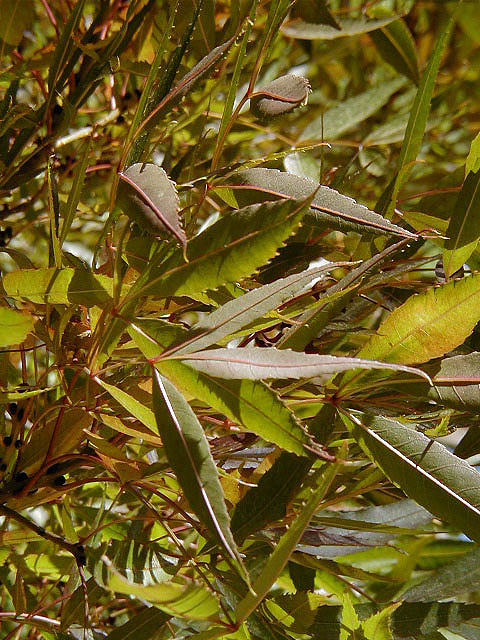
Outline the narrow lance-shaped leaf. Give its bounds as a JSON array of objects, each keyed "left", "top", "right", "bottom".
[
  {"left": 301, "top": 78, "right": 405, "bottom": 142},
  {"left": 133, "top": 196, "right": 311, "bottom": 300},
  {"left": 152, "top": 369, "right": 246, "bottom": 575},
  {"left": 342, "top": 412, "right": 480, "bottom": 545},
  {"left": 128, "top": 322, "right": 312, "bottom": 457},
  {"left": 369, "top": 18, "right": 419, "bottom": 84},
  {"left": 117, "top": 163, "right": 185, "bottom": 246},
  {"left": 171, "top": 347, "right": 431, "bottom": 382},
  {"left": 281, "top": 14, "right": 400, "bottom": 40},
  {"left": 377, "top": 14, "right": 455, "bottom": 217},
  {"left": 443, "top": 170, "right": 480, "bottom": 278},
  {"left": 429, "top": 351, "right": 480, "bottom": 411},
  {"left": 94, "top": 377, "right": 158, "bottom": 433},
  {"left": 168, "top": 262, "right": 352, "bottom": 355},
  {"left": 216, "top": 168, "right": 416, "bottom": 237},
  {"left": 354, "top": 273, "right": 480, "bottom": 368}
]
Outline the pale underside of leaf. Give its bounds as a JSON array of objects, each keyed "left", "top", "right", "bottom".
[
  {"left": 218, "top": 168, "right": 416, "bottom": 237},
  {"left": 281, "top": 15, "right": 400, "bottom": 40}
]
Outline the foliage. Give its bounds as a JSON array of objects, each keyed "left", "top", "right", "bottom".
[{"left": 1, "top": 1, "right": 480, "bottom": 638}]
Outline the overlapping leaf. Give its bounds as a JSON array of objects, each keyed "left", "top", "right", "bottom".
[
  {"left": 342, "top": 412, "right": 480, "bottom": 544},
  {"left": 216, "top": 168, "right": 415, "bottom": 237}
]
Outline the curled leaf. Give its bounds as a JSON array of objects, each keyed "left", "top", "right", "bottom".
[
  {"left": 117, "top": 163, "right": 185, "bottom": 246},
  {"left": 250, "top": 75, "right": 310, "bottom": 119}
]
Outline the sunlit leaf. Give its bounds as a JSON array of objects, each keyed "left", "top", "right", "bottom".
[
  {"left": 117, "top": 163, "right": 184, "bottom": 246},
  {"left": 217, "top": 168, "right": 415, "bottom": 237},
  {"left": 0, "top": 0, "right": 34, "bottom": 46},
  {"left": 0, "top": 308, "right": 34, "bottom": 346},
  {"left": 342, "top": 412, "right": 480, "bottom": 544},
  {"left": 443, "top": 171, "right": 480, "bottom": 278}
]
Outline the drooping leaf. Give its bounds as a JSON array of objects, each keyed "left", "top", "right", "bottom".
[
  {"left": 443, "top": 170, "right": 480, "bottom": 278},
  {"left": 231, "top": 452, "right": 311, "bottom": 544},
  {"left": 152, "top": 370, "right": 245, "bottom": 572},
  {"left": 281, "top": 15, "right": 400, "bottom": 40},
  {"left": 117, "top": 163, "right": 184, "bottom": 246},
  {"left": 168, "top": 262, "right": 350, "bottom": 355},
  {"left": 301, "top": 78, "right": 405, "bottom": 142},
  {"left": 342, "top": 412, "right": 480, "bottom": 544},
  {"left": 173, "top": 347, "right": 431, "bottom": 382},
  {"left": 94, "top": 377, "right": 158, "bottom": 433},
  {"left": 2, "top": 268, "right": 117, "bottom": 307},
  {"left": 107, "top": 570, "right": 219, "bottom": 620},
  {"left": 137, "top": 197, "right": 311, "bottom": 299},
  {"left": 353, "top": 273, "right": 480, "bottom": 368},
  {"left": 250, "top": 74, "right": 310, "bottom": 119},
  {"left": 376, "top": 15, "right": 455, "bottom": 217},
  {"left": 217, "top": 168, "right": 415, "bottom": 237},
  {"left": 235, "top": 460, "right": 340, "bottom": 623},
  {"left": 369, "top": 18, "right": 419, "bottom": 84},
  {"left": 0, "top": 308, "right": 34, "bottom": 347}
]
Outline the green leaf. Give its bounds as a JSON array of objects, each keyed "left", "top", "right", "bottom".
[
  {"left": 2, "top": 268, "right": 117, "bottom": 307},
  {"left": 61, "top": 578, "right": 105, "bottom": 630},
  {"left": 354, "top": 273, "right": 480, "bottom": 367},
  {"left": 94, "top": 377, "right": 158, "bottom": 433},
  {"left": 362, "top": 602, "right": 399, "bottom": 640},
  {"left": 301, "top": 78, "right": 405, "bottom": 142},
  {"left": 403, "top": 546, "right": 480, "bottom": 602},
  {"left": 231, "top": 452, "right": 311, "bottom": 544},
  {"left": 152, "top": 370, "right": 245, "bottom": 572},
  {"left": 281, "top": 15, "right": 400, "bottom": 40},
  {"left": 377, "top": 15, "right": 455, "bottom": 217},
  {"left": 250, "top": 74, "right": 311, "bottom": 119},
  {"left": 105, "top": 607, "right": 171, "bottom": 640},
  {"left": 47, "top": 0, "right": 85, "bottom": 92},
  {"left": 235, "top": 460, "right": 340, "bottom": 623},
  {"left": 217, "top": 168, "right": 415, "bottom": 237},
  {"left": 342, "top": 412, "right": 480, "bottom": 545},
  {"left": 107, "top": 570, "right": 219, "bottom": 620},
  {"left": 170, "top": 262, "right": 348, "bottom": 355},
  {"left": 369, "top": 19, "right": 419, "bottom": 84},
  {"left": 0, "top": 308, "right": 34, "bottom": 346},
  {"left": 117, "top": 163, "right": 184, "bottom": 245},
  {"left": 443, "top": 171, "right": 480, "bottom": 278},
  {"left": 137, "top": 197, "right": 310, "bottom": 299},
  {"left": 0, "top": 0, "right": 34, "bottom": 46},
  {"left": 60, "top": 140, "right": 91, "bottom": 245},
  {"left": 466, "top": 131, "right": 480, "bottom": 175},
  {"left": 173, "top": 347, "right": 430, "bottom": 382},
  {"left": 429, "top": 352, "right": 480, "bottom": 411}
]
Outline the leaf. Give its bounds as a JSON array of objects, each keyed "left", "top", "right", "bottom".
[
  {"left": 0, "top": 0, "right": 34, "bottom": 46},
  {"left": 301, "top": 78, "right": 405, "bottom": 142},
  {"left": 94, "top": 378, "right": 158, "bottom": 433},
  {"left": 429, "top": 352, "right": 480, "bottom": 411},
  {"left": 174, "top": 347, "right": 431, "bottom": 382},
  {"left": 443, "top": 171, "right": 480, "bottom": 278},
  {"left": 466, "top": 131, "right": 480, "bottom": 175},
  {"left": 152, "top": 370, "right": 245, "bottom": 572},
  {"left": 250, "top": 74, "right": 310, "bottom": 119},
  {"left": 217, "top": 168, "right": 415, "bottom": 237},
  {"left": 47, "top": 0, "right": 85, "bottom": 92},
  {"left": 369, "top": 19, "right": 419, "bottom": 84},
  {"left": 129, "top": 322, "right": 311, "bottom": 456},
  {"left": 362, "top": 602, "right": 399, "bottom": 640},
  {"left": 105, "top": 607, "right": 171, "bottom": 640},
  {"left": 281, "top": 15, "right": 400, "bottom": 40},
  {"left": 235, "top": 460, "right": 340, "bottom": 623},
  {"left": 168, "top": 262, "right": 349, "bottom": 355},
  {"left": 342, "top": 412, "right": 480, "bottom": 545},
  {"left": 61, "top": 578, "right": 105, "bottom": 630},
  {"left": 231, "top": 452, "right": 311, "bottom": 544},
  {"left": 0, "top": 308, "right": 34, "bottom": 346},
  {"left": 2, "top": 268, "right": 116, "bottom": 306},
  {"left": 354, "top": 273, "right": 480, "bottom": 368},
  {"left": 363, "top": 112, "right": 410, "bottom": 146},
  {"left": 117, "top": 163, "right": 184, "bottom": 246},
  {"left": 107, "top": 571, "right": 219, "bottom": 620},
  {"left": 377, "top": 15, "right": 455, "bottom": 217},
  {"left": 138, "top": 197, "right": 310, "bottom": 299},
  {"left": 403, "top": 546, "right": 480, "bottom": 602}
]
